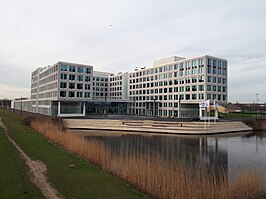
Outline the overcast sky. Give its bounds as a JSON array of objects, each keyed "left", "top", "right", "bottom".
[{"left": 0, "top": 0, "right": 266, "bottom": 103}]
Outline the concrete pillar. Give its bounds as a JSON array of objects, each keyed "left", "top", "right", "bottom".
[
  {"left": 199, "top": 107, "right": 203, "bottom": 118},
  {"left": 83, "top": 102, "right": 86, "bottom": 115},
  {"left": 215, "top": 109, "right": 218, "bottom": 118},
  {"left": 58, "top": 101, "right": 61, "bottom": 116}
]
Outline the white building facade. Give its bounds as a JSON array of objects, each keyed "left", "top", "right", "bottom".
[{"left": 13, "top": 55, "right": 228, "bottom": 118}]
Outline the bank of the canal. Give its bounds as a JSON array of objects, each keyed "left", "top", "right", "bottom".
[{"left": 0, "top": 109, "right": 149, "bottom": 199}]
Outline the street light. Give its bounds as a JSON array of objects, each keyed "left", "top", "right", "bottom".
[
  {"left": 256, "top": 93, "right": 259, "bottom": 119},
  {"left": 20, "top": 96, "right": 24, "bottom": 117},
  {"left": 151, "top": 97, "right": 156, "bottom": 117}
]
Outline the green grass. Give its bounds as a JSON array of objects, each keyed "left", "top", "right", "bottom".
[
  {"left": 0, "top": 109, "right": 149, "bottom": 199},
  {"left": 0, "top": 128, "right": 44, "bottom": 199},
  {"left": 220, "top": 112, "right": 256, "bottom": 118}
]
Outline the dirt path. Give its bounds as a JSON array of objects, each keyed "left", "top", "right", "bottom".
[{"left": 0, "top": 117, "right": 60, "bottom": 199}]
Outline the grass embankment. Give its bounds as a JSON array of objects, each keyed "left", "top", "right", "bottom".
[
  {"left": 29, "top": 115, "right": 264, "bottom": 198},
  {"left": 0, "top": 109, "right": 148, "bottom": 199},
  {"left": 0, "top": 128, "right": 44, "bottom": 199},
  {"left": 220, "top": 112, "right": 256, "bottom": 119}
]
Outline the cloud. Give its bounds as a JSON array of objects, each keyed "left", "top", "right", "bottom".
[
  {"left": 0, "top": 0, "right": 266, "bottom": 102},
  {"left": 0, "top": 83, "right": 29, "bottom": 99}
]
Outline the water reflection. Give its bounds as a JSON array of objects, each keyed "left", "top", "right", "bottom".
[{"left": 80, "top": 130, "right": 266, "bottom": 187}]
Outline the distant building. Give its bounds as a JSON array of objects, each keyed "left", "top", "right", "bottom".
[{"left": 13, "top": 55, "right": 228, "bottom": 117}]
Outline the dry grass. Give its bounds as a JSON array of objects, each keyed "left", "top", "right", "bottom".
[{"left": 30, "top": 117, "right": 263, "bottom": 199}]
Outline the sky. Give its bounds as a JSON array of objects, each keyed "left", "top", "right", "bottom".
[{"left": 0, "top": 0, "right": 266, "bottom": 103}]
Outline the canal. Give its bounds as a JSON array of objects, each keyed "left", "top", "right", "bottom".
[{"left": 73, "top": 130, "right": 266, "bottom": 187}]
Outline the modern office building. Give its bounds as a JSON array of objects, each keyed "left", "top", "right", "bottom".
[{"left": 13, "top": 55, "right": 228, "bottom": 118}]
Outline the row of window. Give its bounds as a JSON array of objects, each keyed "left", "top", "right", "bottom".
[
  {"left": 129, "top": 93, "right": 226, "bottom": 101},
  {"left": 60, "top": 65, "right": 91, "bottom": 74},
  {"left": 60, "top": 91, "right": 90, "bottom": 98},
  {"left": 93, "top": 92, "right": 107, "bottom": 97},
  {"left": 129, "top": 85, "right": 206, "bottom": 95},
  {"left": 39, "top": 82, "right": 57, "bottom": 92},
  {"left": 129, "top": 59, "right": 205, "bottom": 78},
  {"left": 110, "top": 92, "right": 123, "bottom": 97},
  {"left": 207, "top": 59, "right": 227, "bottom": 68},
  {"left": 40, "top": 65, "right": 59, "bottom": 79},
  {"left": 109, "top": 75, "right": 123, "bottom": 81},
  {"left": 129, "top": 78, "right": 205, "bottom": 90},
  {"left": 207, "top": 66, "right": 227, "bottom": 75},
  {"left": 39, "top": 91, "right": 57, "bottom": 99},
  {"left": 60, "top": 82, "right": 91, "bottom": 90},
  {"left": 130, "top": 68, "right": 205, "bottom": 81},
  {"left": 60, "top": 74, "right": 91, "bottom": 82},
  {"left": 93, "top": 77, "right": 108, "bottom": 82},
  {"left": 39, "top": 74, "right": 58, "bottom": 86},
  {"left": 110, "top": 81, "right": 122, "bottom": 86},
  {"left": 207, "top": 85, "right": 227, "bottom": 92},
  {"left": 93, "top": 87, "right": 107, "bottom": 92},
  {"left": 110, "top": 86, "right": 122, "bottom": 91},
  {"left": 93, "top": 82, "right": 108, "bottom": 87}
]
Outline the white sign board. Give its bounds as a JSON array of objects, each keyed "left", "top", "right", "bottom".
[{"left": 199, "top": 100, "right": 210, "bottom": 109}]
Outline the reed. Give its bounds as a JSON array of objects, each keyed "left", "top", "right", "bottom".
[{"left": 30, "top": 117, "right": 262, "bottom": 199}]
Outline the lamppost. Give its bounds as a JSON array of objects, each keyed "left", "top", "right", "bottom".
[
  {"left": 151, "top": 97, "right": 156, "bottom": 117},
  {"left": 20, "top": 96, "right": 23, "bottom": 117},
  {"left": 256, "top": 93, "right": 259, "bottom": 119}
]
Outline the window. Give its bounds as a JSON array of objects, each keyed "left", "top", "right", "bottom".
[
  {"left": 78, "top": 75, "right": 83, "bottom": 81},
  {"left": 185, "top": 94, "right": 190, "bottom": 100},
  {"left": 69, "top": 83, "right": 75, "bottom": 89},
  {"left": 85, "top": 84, "right": 90, "bottom": 90},
  {"left": 198, "top": 94, "right": 204, "bottom": 100},
  {"left": 208, "top": 59, "right": 212, "bottom": 66},
  {"left": 77, "top": 83, "right": 83, "bottom": 89},
  {"left": 60, "top": 82, "right": 67, "bottom": 88},
  {"left": 77, "top": 92, "right": 83, "bottom": 97},
  {"left": 78, "top": 67, "right": 83, "bottom": 73},
  {"left": 207, "top": 66, "right": 212, "bottom": 74},
  {"left": 192, "top": 85, "right": 197, "bottom": 91},
  {"left": 68, "top": 91, "right": 75, "bottom": 97},
  {"left": 85, "top": 68, "right": 91, "bottom": 74},
  {"left": 192, "top": 94, "right": 197, "bottom": 100},
  {"left": 198, "top": 66, "right": 204, "bottom": 74},
  {"left": 69, "top": 74, "right": 75, "bottom": 80},
  {"left": 60, "top": 91, "right": 66, "bottom": 97},
  {"left": 223, "top": 95, "right": 226, "bottom": 101},
  {"left": 69, "top": 66, "right": 76, "bottom": 72},
  {"left": 223, "top": 87, "right": 226, "bottom": 92},
  {"left": 185, "top": 86, "right": 190, "bottom": 92},
  {"left": 85, "top": 76, "right": 90, "bottom": 82},
  {"left": 198, "top": 76, "right": 204, "bottom": 82},
  {"left": 198, "top": 85, "right": 204, "bottom": 91},
  {"left": 60, "top": 65, "right": 67, "bottom": 71},
  {"left": 192, "top": 77, "right": 197, "bottom": 83},
  {"left": 85, "top": 92, "right": 90, "bottom": 98},
  {"left": 61, "top": 74, "right": 67, "bottom": 80},
  {"left": 207, "top": 85, "right": 212, "bottom": 91},
  {"left": 213, "top": 60, "right": 217, "bottom": 67},
  {"left": 213, "top": 66, "right": 216, "bottom": 74},
  {"left": 199, "top": 58, "right": 204, "bottom": 65}
]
